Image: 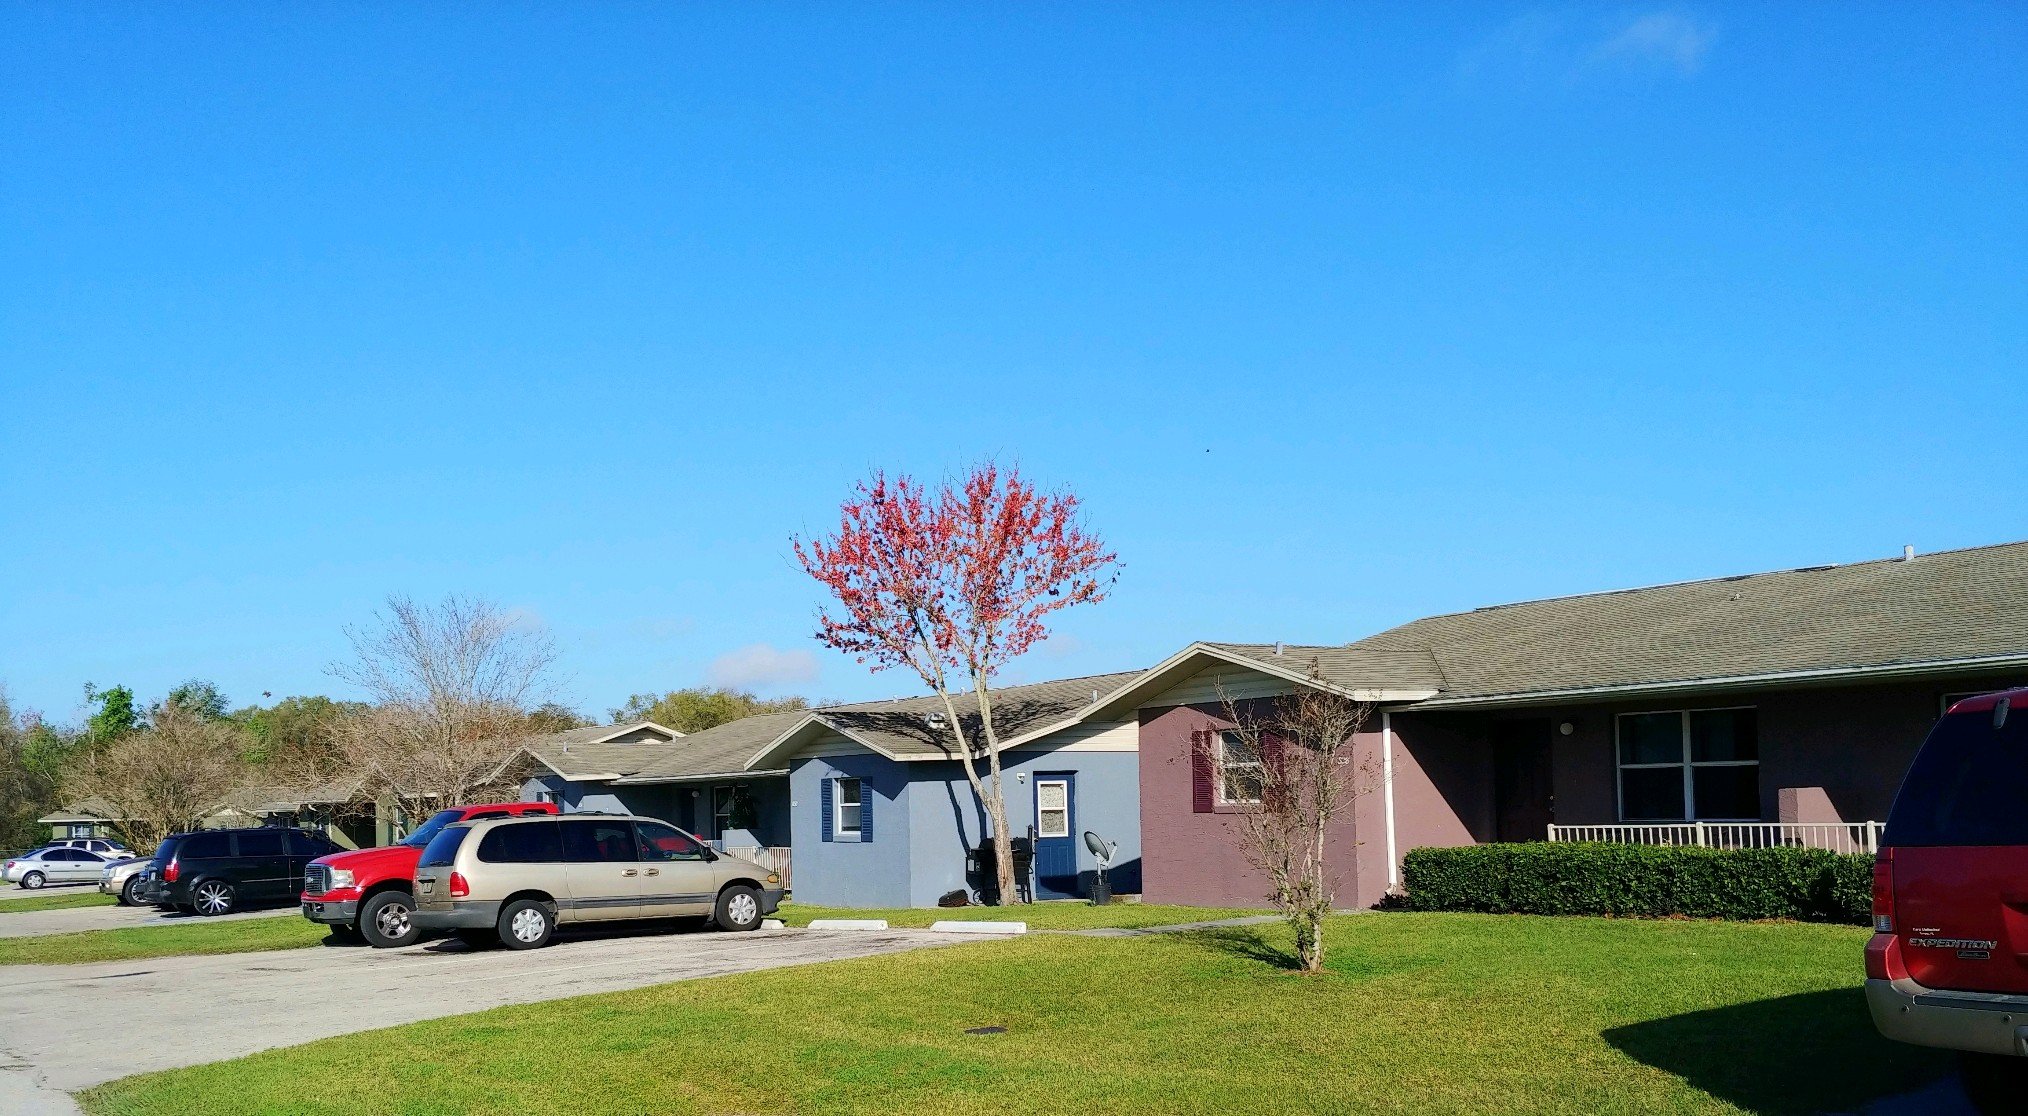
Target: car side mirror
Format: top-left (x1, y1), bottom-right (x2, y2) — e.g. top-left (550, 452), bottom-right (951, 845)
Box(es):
top-left (701, 847), bottom-right (718, 862)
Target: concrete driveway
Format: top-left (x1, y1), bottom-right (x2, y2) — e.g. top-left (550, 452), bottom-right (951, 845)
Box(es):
top-left (0, 924), bottom-right (995, 1112)
top-left (0, 902), bottom-right (294, 939)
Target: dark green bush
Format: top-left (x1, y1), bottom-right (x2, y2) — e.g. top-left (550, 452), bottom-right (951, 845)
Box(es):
top-left (1400, 842), bottom-right (1873, 924)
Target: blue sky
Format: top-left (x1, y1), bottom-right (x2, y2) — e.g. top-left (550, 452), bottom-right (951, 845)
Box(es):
top-left (3, 4), bottom-right (2023, 723)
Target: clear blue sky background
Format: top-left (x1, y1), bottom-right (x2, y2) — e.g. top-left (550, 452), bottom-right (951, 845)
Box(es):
top-left (3, 4), bottom-right (2023, 723)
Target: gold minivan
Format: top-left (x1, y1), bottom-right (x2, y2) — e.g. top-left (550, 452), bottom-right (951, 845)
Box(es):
top-left (410, 814), bottom-right (783, 949)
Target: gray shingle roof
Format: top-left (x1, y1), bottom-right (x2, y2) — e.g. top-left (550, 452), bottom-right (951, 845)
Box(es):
top-left (618, 710), bottom-right (812, 782)
top-left (1353, 540), bottom-right (2028, 704)
top-left (1199, 643), bottom-right (1450, 692)
top-left (520, 722), bottom-right (685, 780)
top-left (811, 671), bottom-right (1145, 759)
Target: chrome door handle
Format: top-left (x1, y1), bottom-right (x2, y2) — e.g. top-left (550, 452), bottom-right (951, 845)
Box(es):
top-left (644, 869), bottom-right (660, 877)
top-left (621, 869), bottom-right (638, 877)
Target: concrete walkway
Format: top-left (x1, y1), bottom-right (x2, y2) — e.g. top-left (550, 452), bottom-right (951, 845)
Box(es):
top-left (0, 902), bottom-right (293, 939)
top-left (0, 925), bottom-right (999, 1113)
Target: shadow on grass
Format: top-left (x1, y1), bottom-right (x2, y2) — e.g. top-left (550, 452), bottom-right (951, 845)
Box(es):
top-left (1170, 925), bottom-right (1300, 970)
top-left (1603, 988), bottom-right (1950, 1115)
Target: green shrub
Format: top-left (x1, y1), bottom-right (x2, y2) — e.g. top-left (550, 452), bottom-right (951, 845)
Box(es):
top-left (1400, 842), bottom-right (1873, 924)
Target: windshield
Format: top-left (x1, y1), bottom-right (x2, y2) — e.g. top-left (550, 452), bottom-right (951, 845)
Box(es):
top-left (400, 809), bottom-right (467, 849)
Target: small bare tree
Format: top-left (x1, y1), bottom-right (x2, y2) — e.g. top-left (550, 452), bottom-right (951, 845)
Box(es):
top-left (329, 594), bottom-right (557, 831)
top-left (1197, 663), bottom-right (1378, 973)
top-left (64, 704), bottom-right (250, 850)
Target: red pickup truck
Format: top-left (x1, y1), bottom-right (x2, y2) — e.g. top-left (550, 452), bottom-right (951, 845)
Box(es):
top-left (300, 802), bottom-right (559, 947)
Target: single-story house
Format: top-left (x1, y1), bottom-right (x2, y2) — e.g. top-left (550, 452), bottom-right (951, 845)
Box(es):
top-left (743, 673), bottom-right (1146, 909)
top-left (201, 780), bottom-right (378, 848)
top-left (36, 798), bottom-right (125, 843)
top-left (1096, 540), bottom-right (2028, 909)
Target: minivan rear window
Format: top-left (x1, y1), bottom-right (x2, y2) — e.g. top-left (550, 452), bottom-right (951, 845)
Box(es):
top-left (178, 832), bottom-right (229, 859)
top-left (1884, 705), bottom-right (2028, 847)
top-left (477, 821), bottom-right (563, 864)
top-left (419, 825), bottom-right (473, 869)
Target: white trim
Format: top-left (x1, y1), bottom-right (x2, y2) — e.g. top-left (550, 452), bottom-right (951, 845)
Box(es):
top-left (1415, 654), bottom-right (2028, 710)
top-left (1213, 730), bottom-right (1264, 805)
top-left (587, 720), bottom-right (687, 743)
top-left (1382, 710), bottom-right (1397, 889)
top-left (833, 777), bottom-right (863, 838)
top-left (613, 767), bottom-right (789, 786)
top-left (745, 714), bottom-right (909, 771)
top-left (1035, 778), bottom-right (1071, 839)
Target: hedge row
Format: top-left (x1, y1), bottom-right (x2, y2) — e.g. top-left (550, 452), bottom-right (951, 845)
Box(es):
top-left (1400, 842), bottom-right (1873, 924)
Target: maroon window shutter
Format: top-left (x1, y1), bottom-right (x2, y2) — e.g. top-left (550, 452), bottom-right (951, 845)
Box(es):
top-left (1191, 730), bottom-right (1215, 813)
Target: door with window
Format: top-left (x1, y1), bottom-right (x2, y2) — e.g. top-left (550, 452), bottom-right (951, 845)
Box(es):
top-left (633, 821), bottom-right (717, 916)
top-left (234, 829), bottom-right (291, 900)
top-left (1032, 773), bottom-right (1078, 899)
top-left (1493, 719), bottom-right (1555, 843)
top-left (559, 819), bottom-right (643, 920)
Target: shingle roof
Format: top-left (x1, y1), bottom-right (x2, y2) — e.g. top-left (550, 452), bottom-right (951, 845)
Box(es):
top-left (1352, 540), bottom-right (2028, 704)
top-left (37, 797), bottom-right (125, 824)
top-left (519, 722), bottom-right (686, 780)
top-left (618, 710), bottom-right (812, 782)
top-left (1199, 643), bottom-right (1450, 692)
top-left (811, 671), bottom-right (1145, 759)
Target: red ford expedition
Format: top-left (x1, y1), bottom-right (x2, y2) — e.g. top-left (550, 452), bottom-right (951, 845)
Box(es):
top-left (1868, 687), bottom-right (2028, 1111)
top-left (300, 801), bottom-right (559, 947)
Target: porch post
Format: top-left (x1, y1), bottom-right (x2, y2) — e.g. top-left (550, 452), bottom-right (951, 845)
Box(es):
top-left (1382, 710), bottom-right (1397, 889)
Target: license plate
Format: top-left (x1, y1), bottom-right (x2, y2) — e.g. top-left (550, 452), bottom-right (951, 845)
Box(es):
top-left (420, 880), bottom-right (433, 894)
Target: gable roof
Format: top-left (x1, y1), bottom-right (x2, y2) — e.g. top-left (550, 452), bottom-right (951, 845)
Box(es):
top-left (745, 671), bottom-right (1146, 769)
top-left (37, 797), bottom-right (126, 824)
top-left (614, 710), bottom-right (811, 784)
top-left (505, 721), bottom-right (688, 781)
top-left (1083, 642), bottom-right (1444, 719)
top-left (1361, 540), bottom-right (2028, 706)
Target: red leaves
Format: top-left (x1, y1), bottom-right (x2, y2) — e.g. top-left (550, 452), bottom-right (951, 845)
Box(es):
top-left (793, 463), bottom-right (1119, 683)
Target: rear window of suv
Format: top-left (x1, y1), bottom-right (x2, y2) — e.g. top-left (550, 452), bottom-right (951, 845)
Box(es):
top-left (419, 825), bottom-right (473, 869)
top-left (178, 832), bottom-right (230, 859)
top-left (1884, 702), bottom-right (2028, 847)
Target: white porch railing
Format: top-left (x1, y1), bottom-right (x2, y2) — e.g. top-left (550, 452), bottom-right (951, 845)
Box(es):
top-left (1547, 821), bottom-right (1885, 856)
top-left (717, 844), bottom-right (792, 887)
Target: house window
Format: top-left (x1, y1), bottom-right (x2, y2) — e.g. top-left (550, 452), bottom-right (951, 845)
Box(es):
top-left (713, 786), bottom-right (735, 839)
top-left (532, 789), bottom-right (557, 805)
top-left (834, 778), bottom-right (863, 837)
top-left (1036, 779), bottom-right (1070, 838)
top-left (66, 824), bottom-right (93, 839)
top-left (1216, 730), bottom-right (1265, 805)
top-left (1617, 708), bottom-right (1760, 821)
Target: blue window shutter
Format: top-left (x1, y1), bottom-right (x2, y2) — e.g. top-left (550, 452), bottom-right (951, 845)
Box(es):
top-left (861, 783), bottom-right (873, 843)
top-left (820, 778), bottom-right (833, 843)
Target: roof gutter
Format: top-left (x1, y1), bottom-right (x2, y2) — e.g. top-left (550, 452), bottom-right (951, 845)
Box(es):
top-left (613, 767), bottom-right (790, 786)
top-left (1404, 653), bottom-right (2028, 711)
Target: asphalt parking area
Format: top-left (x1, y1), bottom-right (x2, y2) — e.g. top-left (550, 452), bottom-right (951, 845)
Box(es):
top-left (0, 922), bottom-right (996, 1108)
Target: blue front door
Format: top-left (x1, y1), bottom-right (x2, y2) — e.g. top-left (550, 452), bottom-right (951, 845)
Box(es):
top-left (1033, 772), bottom-right (1078, 899)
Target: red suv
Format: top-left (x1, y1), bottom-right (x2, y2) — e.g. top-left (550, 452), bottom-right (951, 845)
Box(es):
top-left (300, 802), bottom-right (559, 947)
top-left (1868, 687), bottom-right (2028, 1110)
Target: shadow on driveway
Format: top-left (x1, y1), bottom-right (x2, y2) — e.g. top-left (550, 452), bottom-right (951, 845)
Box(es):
top-left (1602, 988), bottom-right (1954, 1115)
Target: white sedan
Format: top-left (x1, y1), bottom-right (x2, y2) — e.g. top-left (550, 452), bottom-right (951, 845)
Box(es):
top-left (3, 846), bottom-right (117, 888)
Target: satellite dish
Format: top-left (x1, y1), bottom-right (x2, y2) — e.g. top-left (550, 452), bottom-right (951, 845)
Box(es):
top-left (1083, 830), bottom-right (1117, 869)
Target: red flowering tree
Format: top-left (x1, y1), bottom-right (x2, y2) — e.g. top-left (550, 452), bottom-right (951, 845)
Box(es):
top-left (794, 463), bottom-right (1118, 904)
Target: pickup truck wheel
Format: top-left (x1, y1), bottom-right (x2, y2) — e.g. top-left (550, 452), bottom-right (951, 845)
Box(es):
top-left (715, 885), bottom-right (763, 932)
top-left (497, 899), bottom-right (554, 949)
top-left (191, 879), bottom-right (235, 916)
top-left (360, 890), bottom-right (421, 948)
top-left (119, 878), bottom-right (141, 905)
top-left (20, 871), bottom-right (45, 890)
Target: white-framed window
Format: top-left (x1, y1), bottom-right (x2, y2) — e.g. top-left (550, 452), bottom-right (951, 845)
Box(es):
top-left (1036, 779), bottom-right (1070, 838)
top-left (1216, 730), bottom-right (1265, 805)
top-left (1617, 708), bottom-right (1760, 821)
top-left (834, 778), bottom-right (863, 837)
top-left (66, 824), bottom-right (93, 839)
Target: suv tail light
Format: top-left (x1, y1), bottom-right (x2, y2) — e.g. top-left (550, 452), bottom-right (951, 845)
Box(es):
top-left (163, 859), bottom-right (180, 883)
top-left (449, 872), bottom-right (470, 899)
top-left (1871, 848), bottom-right (1894, 933)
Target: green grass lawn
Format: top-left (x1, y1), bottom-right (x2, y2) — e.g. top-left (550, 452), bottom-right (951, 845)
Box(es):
top-left (778, 899), bottom-right (1262, 930)
top-left (0, 889), bottom-right (118, 913)
top-left (0, 914), bottom-right (329, 966)
top-left (80, 912), bottom-right (1944, 1116)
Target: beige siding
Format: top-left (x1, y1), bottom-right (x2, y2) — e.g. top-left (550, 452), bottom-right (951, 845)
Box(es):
top-left (1139, 661), bottom-right (1298, 710)
top-left (792, 729), bottom-right (880, 759)
top-left (1012, 719), bottom-right (1138, 753)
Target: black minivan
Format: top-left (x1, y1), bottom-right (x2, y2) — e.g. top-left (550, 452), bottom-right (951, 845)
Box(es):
top-left (141, 827), bottom-right (344, 916)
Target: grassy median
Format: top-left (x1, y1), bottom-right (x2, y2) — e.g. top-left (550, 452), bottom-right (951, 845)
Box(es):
top-left (0, 914), bottom-right (328, 965)
top-left (81, 912), bottom-right (1940, 1116)
top-left (0, 889), bottom-right (119, 913)
top-left (777, 899), bottom-right (1262, 930)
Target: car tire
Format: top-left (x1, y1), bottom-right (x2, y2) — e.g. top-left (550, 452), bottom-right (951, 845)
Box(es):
top-left (715, 885), bottom-right (763, 932)
top-left (119, 878), bottom-right (142, 906)
top-left (20, 871), bottom-right (45, 890)
top-left (191, 878), bottom-right (235, 917)
top-left (496, 899), bottom-right (554, 950)
top-left (359, 889), bottom-right (421, 949)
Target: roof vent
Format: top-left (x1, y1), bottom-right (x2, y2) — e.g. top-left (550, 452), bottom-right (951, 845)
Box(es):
top-left (1903, 544), bottom-right (1916, 561)
top-left (1091, 688), bottom-right (1099, 704)
top-left (1274, 641), bottom-right (1285, 656)
top-left (926, 711), bottom-right (948, 730)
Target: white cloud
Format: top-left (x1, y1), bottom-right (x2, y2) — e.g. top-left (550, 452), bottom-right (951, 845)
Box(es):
top-left (1593, 12), bottom-right (1716, 75)
top-left (706, 643), bottom-right (821, 692)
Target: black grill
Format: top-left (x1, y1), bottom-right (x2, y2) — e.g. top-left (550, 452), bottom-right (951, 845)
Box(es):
top-left (303, 864), bottom-right (330, 894)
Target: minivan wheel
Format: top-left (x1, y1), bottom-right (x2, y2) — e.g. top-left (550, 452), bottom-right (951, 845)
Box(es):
top-left (360, 890), bottom-right (421, 948)
top-left (20, 871), bottom-right (45, 890)
top-left (715, 885), bottom-right (763, 932)
top-left (497, 899), bottom-right (554, 949)
top-left (192, 879), bottom-right (235, 916)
